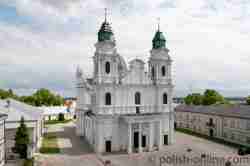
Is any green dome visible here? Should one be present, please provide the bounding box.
[98,21,114,42]
[152,30,166,49]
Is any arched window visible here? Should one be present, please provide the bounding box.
[163,93,168,104]
[105,62,110,74]
[151,67,155,78]
[161,66,166,76]
[105,92,111,105]
[135,92,141,105]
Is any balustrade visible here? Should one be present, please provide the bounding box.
[93,105,171,115]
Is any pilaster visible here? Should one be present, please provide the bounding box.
[149,122,154,151]
[127,123,132,153]
[158,120,162,150]
[138,123,142,153]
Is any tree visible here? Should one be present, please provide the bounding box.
[247,96,250,105]
[0,88,64,106]
[32,89,64,106]
[202,89,224,105]
[184,89,225,106]
[184,94,193,105]
[184,93,203,105]
[192,93,203,105]
[0,88,18,100]
[14,117,30,159]
[58,113,65,121]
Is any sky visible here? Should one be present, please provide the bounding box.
[0,0,250,97]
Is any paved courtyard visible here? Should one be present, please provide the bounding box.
[36,122,103,166]
[36,122,249,166]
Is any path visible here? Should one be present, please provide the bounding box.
[36,122,103,166]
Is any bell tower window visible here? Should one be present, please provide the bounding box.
[105,62,110,74]
[163,93,168,104]
[135,92,141,105]
[105,92,111,105]
[161,66,166,76]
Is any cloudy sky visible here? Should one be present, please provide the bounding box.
[0,0,250,97]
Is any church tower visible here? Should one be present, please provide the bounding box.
[148,21,172,85]
[93,9,120,84]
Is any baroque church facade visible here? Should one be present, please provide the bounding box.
[75,16,174,153]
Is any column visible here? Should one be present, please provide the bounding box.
[96,121,103,153]
[158,120,162,150]
[138,123,143,153]
[169,112,174,144]
[149,122,154,151]
[128,123,132,154]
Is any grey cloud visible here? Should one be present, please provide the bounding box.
[1,0,250,97]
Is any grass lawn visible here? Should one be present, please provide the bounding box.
[45,119,72,125]
[40,133,60,154]
[23,158,34,166]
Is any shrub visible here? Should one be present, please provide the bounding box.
[23,158,34,166]
[58,113,65,121]
[238,147,250,156]
[14,117,30,159]
[238,148,245,155]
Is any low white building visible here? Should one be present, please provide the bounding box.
[175,105,250,147]
[41,106,75,121]
[0,99,44,159]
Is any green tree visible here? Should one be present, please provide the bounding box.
[0,88,64,106]
[246,96,250,105]
[192,93,203,105]
[0,88,18,99]
[20,96,36,106]
[58,113,65,121]
[202,89,224,105]
[184,94,193,105]
[32,89,64,106]
[14,117,30,159]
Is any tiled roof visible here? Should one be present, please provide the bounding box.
[175,104,250,119]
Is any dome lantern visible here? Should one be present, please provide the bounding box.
[98,8,115,42]
[152,18,166,49]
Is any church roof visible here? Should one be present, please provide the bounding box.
[152,30,166,49]
[98,21,114,42]
[175,104,250,119]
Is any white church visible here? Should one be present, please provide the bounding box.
[75,14,174,153]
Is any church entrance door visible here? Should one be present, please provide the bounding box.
[105,140,111,152]
[134,132,139,148]
[209,129,214,137]
[164,135,168,145]
[142,135,146,147]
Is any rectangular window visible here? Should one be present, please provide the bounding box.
[231,133,235,140]
[246,137,250,144]
[230,120,235,128]
[223,119,228,127]
[247,121,250,130]
[223,132,227,138]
